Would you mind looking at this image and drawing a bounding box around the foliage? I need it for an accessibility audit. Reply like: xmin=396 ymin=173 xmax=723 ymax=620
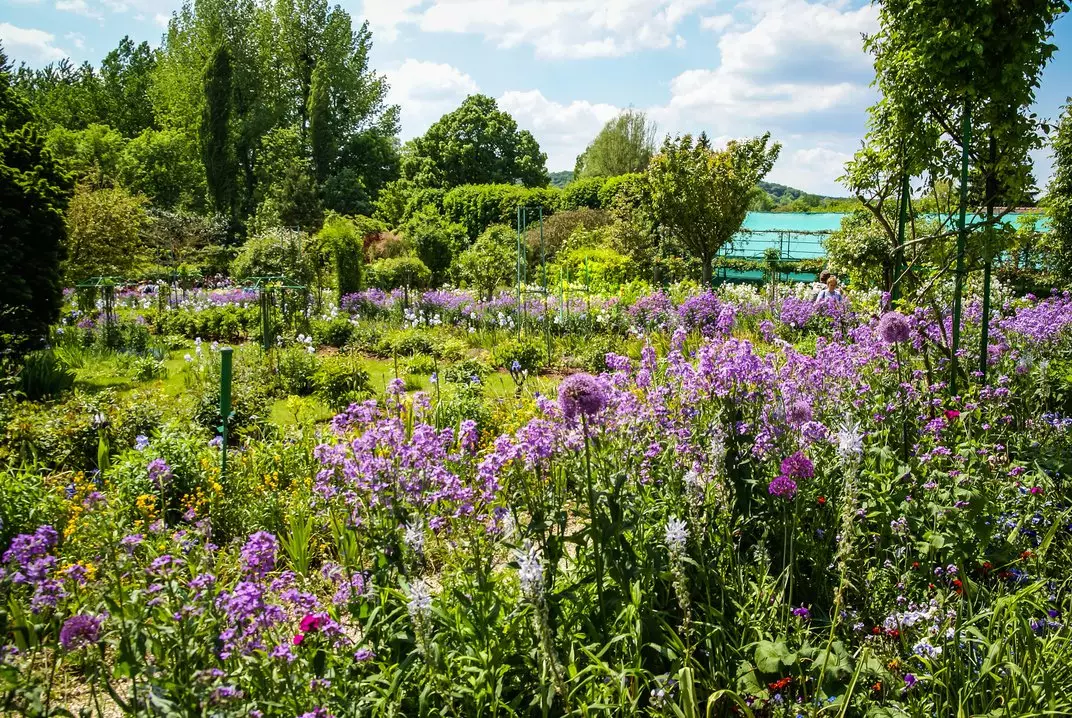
xmin=402 ymin=94 xmax=549 ymax=189
xmin=491 ymin=336 xmax=545 ymax=372
xmin=18 ymin=350 xmax=75 ymax=400
xmin=230 ymin=227 xmax=314 ymax=286
xmin=314 ymin=353 xmax=372 ymax=411
xmin=824 ymin=210 xmax=895 ymax=288
xmin=456 ymin=224 xmax=516 ymax=299
xmin=559 ymin=176 xmax=605 ymax=210
xmin=648 ymin=132 xmax=781 ymax=284
xmin=1049 ymin=102 xmax=1072 ymax=277
xmin=64 ymin=184 xmax=150 ymax=283
xmin=574 ymin=109 xmax=656 ymax=179
xmin=365 ymin=256 xmax=432 ymax=291
xmin=0 ymin=50 xmax=74 ymax=355
xmin=120 ymin=128 xmax=206 ymax=211
xmin=442 ymin=183 xmax=560 ymax=240
xmin=316 ymin=213 xmax=365 ymax=298
xmin=402 ymin=206 xmax=467 ymax=284
xmin=524 ymin=208 xmax=611 ymax=262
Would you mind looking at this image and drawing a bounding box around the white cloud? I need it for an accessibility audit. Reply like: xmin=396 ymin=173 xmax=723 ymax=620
xmin=498 ymin=90 xmax=621 ymax=169
xmin=55 ymin=0 xmax=102 ymax=18
xmin=65 ymin=32 xmax=86 ymax=50
xmin=0 ymin=23 xmax=67 ymax=64
xmin=154 ymin=13 xmax=170 ymax=27
xmin=367 ymin=0 xmax=715 ymax=58
xmin=765 ymin=144 xmax=853 ymax=194
xmin=387 ymin=60 xmax=480 ymax=138
xmin=699 ymin=13 xmax=733 ymax=32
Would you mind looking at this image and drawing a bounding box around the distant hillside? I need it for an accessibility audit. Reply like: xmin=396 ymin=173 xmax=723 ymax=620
xmin=549 ymin=170 xmax=574 ymax=188
xmin=756 ymin=181 xmax=858 ymax=213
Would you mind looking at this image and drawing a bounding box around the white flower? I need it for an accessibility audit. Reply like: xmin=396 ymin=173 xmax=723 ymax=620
xmin=403 ymin=521 xmax=425 ymax=555
xmin=184 ymin=353 xmax=193 ymax=362
xmin=664 ymin=516 xmax=687 ymax=552
xmin=836 ymin=419 xmax=864 ymax=465
xmin=516 ymin=542 xmax=544 ymax=600
xmin=407 ymin=578 xmax=433 ymax=618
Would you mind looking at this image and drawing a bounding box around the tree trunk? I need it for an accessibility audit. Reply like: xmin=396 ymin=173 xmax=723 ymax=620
xmin=702 ymin=257 xmax=713 ymax=287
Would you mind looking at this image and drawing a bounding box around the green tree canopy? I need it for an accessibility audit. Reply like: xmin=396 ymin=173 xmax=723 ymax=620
xmin=574 ymin=109 xmax=657 ymax=179
xmin=647 ymin=133 xmax=780 ymax=285
xmin=1048 ymin=102 xmax=1072 ymax=276
xmin=0 ymin=47 xmax=74 ymax=354
xmin=64 ymin=184 xmax=151 ymax=283
xmin=401 ymin=95 xmax=548 ymax=190
xmin=456 ymin=224 xmax=515 ymax=299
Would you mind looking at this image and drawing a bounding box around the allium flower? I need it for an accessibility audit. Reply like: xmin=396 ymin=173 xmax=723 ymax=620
xmin=879 ymin=312 xmax=911 ymax=344
xmin=664 ymin=517 xmax=688 ymax=552
xmin=787 ymin=400 xmax=813 ymax=426
xmin=241 ymin=532 xmax=278 ymax=579
xmin=59 ymin=614 xmax=103 ymax=650
xmin=768 ymin=475 xmax=798 ymax=500
xmin=557 ymin=373 xmax=608 ymax=421
xmin=780 ymin=451 xmax=814 ymax=480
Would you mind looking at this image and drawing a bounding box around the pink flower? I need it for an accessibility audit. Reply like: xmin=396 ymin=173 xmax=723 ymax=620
xmin=945 ymin=410 xmax=961 ymax=421
xmin=292 ymin=633 xmax=305 ymax=646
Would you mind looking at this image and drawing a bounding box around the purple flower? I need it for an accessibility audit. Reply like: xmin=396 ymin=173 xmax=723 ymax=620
xmin=879 ymin=312 xmax=911 ymax=344
xmin=904 ymin=673 xmax=917 ymax=689
xmin=147 ymin=458 xmax=172 ymax=489
xmin=59 ymin=614 xmax=103 ymax=650
xmin=780 ymin=451 xmax=814 ymax=480
xmin=353 ymin=647 xmax=375 ymax=662
xmin=791 ymin=606 xmax=810 ymax=620
xmin=241 ymin=532 xmax=278 ymax=579
xmin=768 ymin=475 xmax=798 ymax=500
xmin=557 ymin=373 xmax=608 ymax=421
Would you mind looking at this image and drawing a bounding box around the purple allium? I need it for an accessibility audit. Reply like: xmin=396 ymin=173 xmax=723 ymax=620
xmin=780 ymin=451 xmax=814 ymax=480
xmin=557 ymin=373 xmax=608 ymax=421
xmin=59 ymin=614 xmax=103 ymax=650
xmin=787 ymin=400 xmax=813 ymax=426
xmin=241 ymin=532 xmax=278 ymax=579
xmin=879 ymin=312 xmax=911 ymax=344
xmin=768 ymin=475 xmax=798 ymax=500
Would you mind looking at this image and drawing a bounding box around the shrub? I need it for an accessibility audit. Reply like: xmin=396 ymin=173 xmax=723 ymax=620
xmin=559 ymin=177 xmax=606 ymax=210
xmin=455 ymin=224 xmax=515 ymax=300
xmin=435 ymin=383 xmax=492 ymax=434
xmin=492 ymin=337 xmax=545 ymax=372
xmin=315 ymin=213 xmax=365 ymax=298
xmin=314 ymin=355 xmax=372 ymax=412
xmin=187 ymin=350 xmax=271 ymax=437
xmin=311 ymin=316 xmax=354 ymax=348
xmin=231 ymin=227 xmax=314 ymax=287
xmin=442 ymin=184 xmax=560 ymax=240
xmin=376 ymin=328 xmax=436 ymax=357
xmin=366 ymin=256 xmax=432 ymax=291
xmin=131 ymin=355 xmax=167 ymax=382
xmin=347 ymin=324 xmax=385 ymax=353
xmin=19 ymin=350 xmax=75 ymax=400
xmin=275 ymin=345 xmax=318 ymax=396
xmin=441 ymin=357 xmax=492 ymax=384
xmin=402 ymin=354 xmax=437 ymax=376
xmin=404 ymin=206 xmax=468 ymax=285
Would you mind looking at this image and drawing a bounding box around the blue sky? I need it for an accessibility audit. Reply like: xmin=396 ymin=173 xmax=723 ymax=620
xmin=3 ymin=0 xmax=1072 ymax=195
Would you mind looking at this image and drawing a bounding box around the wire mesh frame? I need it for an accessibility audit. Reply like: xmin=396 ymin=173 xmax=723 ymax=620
xmin=74 ymin=276 xmax=125 ymax=327
xmin=516 ymin=206 xmax=553 ymax=362
xmin=244 ymin=276 xmax=310 ymax=351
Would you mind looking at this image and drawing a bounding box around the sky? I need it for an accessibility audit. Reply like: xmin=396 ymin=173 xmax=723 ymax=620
xmin=3 ymin=0 xmax=1072 ymax=196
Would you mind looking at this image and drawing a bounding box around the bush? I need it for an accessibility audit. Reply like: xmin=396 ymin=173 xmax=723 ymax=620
xmin=402 ymin=353 xmax=437 ymax=376
xmin=435 ymin=383 xmax=492 ymax=434
xmin=314 ymin=355 xmax=372 ymax=412
xmin=347 ymin=324 xmax=385 ymax=353
xmin=455 ymin=224 xmax=515 ymax=300
xmin=559 ymin=177 xmax=606 ymax=210
xmin=441 ymin=357 xmax=492 ymax=384
xmin=316 ymin=213 xmax=365 ymax=298
xmin=231 ymin=227 xmax=314 ymax=287
xmin=311 ymin=316 xmax=354 ymax=348
xmin=492 ymin=337 xmax=545 ymax=372
xmin=131 ymin=355 xmax=167 ymax=382
xmin=186 ymin=349 xmax=271 ymax=437
xmin=376 ymin=329 xmax=436 ymax=358
xmin=19 ymin=349 xmax=75 ymax=400
xmin=275 ymin=345 xmax=318 ymax=396
xmin=404 ymin=206 xmax=468 ymax=285
xmin=146 ymin=305 xmax=258 ymax=342
xmin=442 ymin=184 xmax=560 ymax=240
xmin=366 ymin=256 xmax=432 ymax=291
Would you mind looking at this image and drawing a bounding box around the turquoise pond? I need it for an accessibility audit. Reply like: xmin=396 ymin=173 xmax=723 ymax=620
xmin=727 ymin=211 xmax=1048 ymax=260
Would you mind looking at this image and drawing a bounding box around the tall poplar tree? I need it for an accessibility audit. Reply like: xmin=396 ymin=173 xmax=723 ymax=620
xmin=200 ymin=44 xmax=236 ymax=221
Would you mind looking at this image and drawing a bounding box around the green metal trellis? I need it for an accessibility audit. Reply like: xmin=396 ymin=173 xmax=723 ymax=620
xmin=244 ymin=276 xmax=309 ymax=351
xmin=74 ymin=276 xmax=125 ymax=327
xmin=516 ymin=206 xmax=552 ymax=363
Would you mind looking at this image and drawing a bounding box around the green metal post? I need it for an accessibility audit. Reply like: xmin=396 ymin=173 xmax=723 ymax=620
xmin=219 ymin=347 xmax=233 ymax=481
xmin=540 ymin=207 xmax=551 ymax=364
xmin=516 ymin=206 xmax=523 ymax=338
xmin=979 ymin=135 xmax=996 ymax=383
xmin=893 ymin=171 xmax=909 ymax=303
xmin=950 ymin=99 xmax=971 ymax=396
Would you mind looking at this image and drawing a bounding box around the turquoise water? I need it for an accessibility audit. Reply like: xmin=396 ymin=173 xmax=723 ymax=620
xmin=726 ymin=211 xmax=1047 ymax=260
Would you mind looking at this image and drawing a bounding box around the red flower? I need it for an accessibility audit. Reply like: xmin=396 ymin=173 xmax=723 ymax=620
xmin=981 ymin=561 xmax=992 ymax=572
xmin=945 ymin=410 xmax=961 ymax=420
xmin=884 ymin=628 xmax=900 ymax=639
xmin=911 ymin=562 xmax=920 ymax=570
xmin=768 ymin=677 xmax=792 ymax=692
xmin=872 ymin=626 xmax=881 ymax=635
xmin=1020 ymin=550 xmax=1033 ymax=560
xmin=871 ymin=681 xmax=882 ymax=692
xmin=292 ymin=633 xmax=304 ymax=646
xmin=300 ymin=613 xmax=326 ymax=633
xmin=817 ymin=496 xmax=826 ymax=506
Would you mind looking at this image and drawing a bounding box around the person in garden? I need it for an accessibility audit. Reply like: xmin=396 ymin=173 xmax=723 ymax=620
xmin=811 ymin=270 xmax=831 ymax=300
xmin=815 ymin=274 xmax=845 ymax=303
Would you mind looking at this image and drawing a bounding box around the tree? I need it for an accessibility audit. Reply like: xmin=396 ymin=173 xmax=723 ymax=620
xmin=44 ymin=123 xmax=127 ymax=189
xmin=231 ymin=227 xmax=314 ymax=286
xmin=316 ymin=213 xmax=365 ymax=299
xmin=1048 ymin=102 xmax=1072 ymax=277
xmin=647 ymin=133 xmax=780 ymax=285
xmin=200 ymin=44 xmax=237 ymax=221
xmin=574 ymin=109 xmax=657 ymax=179
xmin=308 ymin=61 xmax=333 ymax=183
xmin=119 ymin=127 xmax=206 ymax=211
xmin=100 ymin=37 xmax=157 ymax=138
xmin=402 ymin=95 xmax=548 ymax=189
xmin=403 ymin=206 xmax=467 ymax=285
xmin=456 ymin=224 xmax=515 ymax=299
xmin=64 ymin=184 xmax=151 ymax=282
xmin=0 ymin=47 xmax=74 ymax=354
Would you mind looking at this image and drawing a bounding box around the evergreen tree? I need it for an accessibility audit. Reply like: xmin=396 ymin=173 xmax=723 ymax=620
xmin=200 ymin=44 xmax=236 ymax=222
xmin=308 ymin=60 xmax=334 ymax=183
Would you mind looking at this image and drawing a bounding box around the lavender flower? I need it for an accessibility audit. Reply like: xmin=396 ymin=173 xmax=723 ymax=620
xmin=59 ymin=614 xmax=103 ymax=650
xmin=147 ymin=458 xmax=172 ymax=490
xmin=557 ymin=373 xmax=608 ymax=421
